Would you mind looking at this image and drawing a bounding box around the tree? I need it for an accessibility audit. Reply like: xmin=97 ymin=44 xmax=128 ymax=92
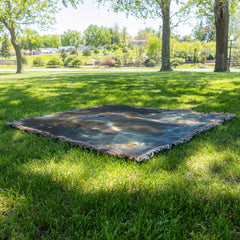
xmin=229 ymin=5 xmax=240 ymax=40
xmin=40 ymin=34 xmax=61 ymax=48
xmin=61 ymin=30 xmax=83 ymax=49
xmin=134 ymin=28 xmax=154 ymax=45
xmin=121 ymin=27 xmax=129 ymax=44
xmin=84 ymin=25 xmax=111 ymax=47
xmin=1 ymin=36 xmax=11 ymax=59
xmin=214 ymin=0 xmax=229 ymax=71
xmin=188 ymin=0 xmax=239 ymax=72
xmin=60 ymin=49 xmax=68 ymax=60
xmin=109 ymin=24 xmax=121 ymax=45
xmin=0 ymin=0 xmax=61 ymax=73
xmin=180 ymin=35 xmax=193 ymax=42
xmin=146 ymin=36 xmax=162 ymax=63
xmin=193 ymin=21 xmax=215 ymax=42
xmin=20 ymin=29 xmax=42 ymax=51
xmin=96 ymin=0 xmax=177 ymax=71
xmin=0 ymin=0 xmax=82 ymax=73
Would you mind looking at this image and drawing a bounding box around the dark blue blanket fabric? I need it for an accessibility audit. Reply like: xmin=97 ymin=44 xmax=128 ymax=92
xmin=5 ymin=105 xmax=235 ymax=162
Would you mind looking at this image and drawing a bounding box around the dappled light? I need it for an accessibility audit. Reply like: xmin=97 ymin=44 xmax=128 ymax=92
xmin=0 ymin=71 xmax=239 ymax=239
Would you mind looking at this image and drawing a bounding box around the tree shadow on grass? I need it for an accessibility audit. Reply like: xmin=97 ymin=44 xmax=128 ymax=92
xmin=1 ymin=143 xmax=240 ymax=239
xmin=0 ymin=71 xmax=213 ymax=118
xmin=1 ymin=71 xmax=239 ymax=168
xmin=0 ymin=71 xmax=240 ymax=239
xmin=0 ymin=72 xmax=198 ymax=123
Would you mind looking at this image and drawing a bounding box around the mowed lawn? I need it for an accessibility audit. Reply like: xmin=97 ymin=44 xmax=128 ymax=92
xmin=0 ymin=71 xmax=239 ymax=239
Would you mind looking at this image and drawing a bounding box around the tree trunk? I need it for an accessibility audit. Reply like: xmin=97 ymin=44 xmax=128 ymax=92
xmin=160 ymin=0 xmax=172 ymax=71
xmin=214 ymin=0 xmax=229 ymax=72
xmin=9 ymin=27 xmax=24 ymax=73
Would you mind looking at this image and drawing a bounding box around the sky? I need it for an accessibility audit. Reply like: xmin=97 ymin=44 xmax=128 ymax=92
xmin=40 ymin=1 xmax=195 ymax=37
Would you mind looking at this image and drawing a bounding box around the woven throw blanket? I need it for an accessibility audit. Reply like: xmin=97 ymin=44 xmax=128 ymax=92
xmin=5 ymin=105 xmax=235 ymax=162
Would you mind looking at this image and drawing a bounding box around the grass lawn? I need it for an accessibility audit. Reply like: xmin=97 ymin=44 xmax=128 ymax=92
xmin=0 ymin=71 xmax=239 ymax=239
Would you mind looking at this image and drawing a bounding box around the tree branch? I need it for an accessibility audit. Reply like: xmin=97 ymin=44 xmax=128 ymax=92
xmin=0 ymin=17 xmax=11 ymax=30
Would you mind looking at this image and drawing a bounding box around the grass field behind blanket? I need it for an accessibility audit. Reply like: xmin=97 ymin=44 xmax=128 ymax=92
xmin=0 ymin=71 xmax=239 ymax=239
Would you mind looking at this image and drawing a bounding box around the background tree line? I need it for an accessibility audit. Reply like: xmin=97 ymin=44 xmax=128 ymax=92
xmin=1 ymin=25 xmax=240 ymax=68
xmin=14 ymin=25 xmax=130 ymax=51
xmin=0 ymin=0 xmax=239 ymax=73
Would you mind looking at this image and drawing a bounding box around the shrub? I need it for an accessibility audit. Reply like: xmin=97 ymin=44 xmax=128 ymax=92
xmin=144 ymin=58 xmax=156 ymax=67
xmin=200 ymin=56 xmax=207 ymax=64
xmin=120 ymin=43 xmax=126 ymax=48
xmin=64 ymin=56 xmax=83 ymax=67
xmin=103 ymin=49 xmax=108 ymax=55
xmin=123 ymin=53 xmax=130 ymax=67
xmin=60 ymin=49 xmax=68 ymax=60
xmin=70 ymin=48 xmax=78 ymax=55
xmin=232 ymin=48 xmax=240 ymax=62
xmin=133 ymin=58 xmax=143 ymax=67
xmin=71 ymin=57 xmax=83 ymax=67
xmin=171 ymin=62 xmax=180 ymax=68
xmin=122 ymin=47 xmax=128 ymax=53
xmin=47 ymin=57 xmax=63 ymax=68
xmin=173 ymin=50 xmax=187 ymax=59
xmin=193 ymin=49 xmax=199 ymax=63
xmin=114 ymin=49 xmax=124 ymax=55
xmin=126 ymin=60 xmax=134 ymax=67
xmin=33 ymin=56 xmax=45 ymax=67
xmin=102 ymin=57 xmax=116 ymax=67
xmin=94 ymin=48 xmax=99 ymax=54
xmin=106 ymin=45 xmax=112 ymax=51
xmin=94 ymin=58 xmax=101 ymax=66
xmin=112 ymin=44 xmax=119 ymax=51
xmin=147 ymin=36 xmax=161 ymax=62
xmin=64 ymin=56 xmax=75 ymax=66
xmin=112 ymin=55 xmax=123 ymax=67
xmin=208 ymin=54 xmax=215 ymax=60
xmin=82 ymin=49 xmax=91 ymax=57
xmin=170 ymin=58 xmax=185 ymax=65
xmin=22 ymin=56 xmax=28 ymax=65
xmin=129 ymin=43 xmax=134 ymax=50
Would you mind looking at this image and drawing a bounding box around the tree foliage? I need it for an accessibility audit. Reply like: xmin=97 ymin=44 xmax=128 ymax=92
xmin=84 ymin=25 xmax=111 ymax=47
xmin=61 ymin=30 xmax=83 ymax=49
xmin=41 ymin=34 xmax=61 ymax=48
xmin=193 ymin=20 xmax=215 ymax=42
xmin=134 ymin=28 xmax=155 ymax=45
xmin=1 ymin=36 xmax=11 ymax=59
xmin=20 ymin=29 xmax=42 ymax=51
xmin=96 ymin=0 xmax=181 ymax=71
xmin=187 ymin=0 xmax=239 ymax=71
xmin=0 ymin=0 xmax=59 ymax=30
xmin=146 ymin=36 xmax=161 ymax=62
xmin=0 ymin=0 xmax=60 ymax=73
xmin=229 ymin=5 xmax=240 ymax=40
xmin=0 ymin=0 xmax=82 ymax=73
xmin=109 ymin=24 xmax=121 ymax=45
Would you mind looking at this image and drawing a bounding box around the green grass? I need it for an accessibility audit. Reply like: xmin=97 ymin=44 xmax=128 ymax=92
xmin=0 ymin=65 xmax=17 ymax=69
xmin=0 ymin=71 xmax=239 ymax=239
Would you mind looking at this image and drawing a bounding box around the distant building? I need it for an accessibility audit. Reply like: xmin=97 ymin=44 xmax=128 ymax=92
xmin=78 ymin=45 xmax=89 ymax=52
xmin=24 ymin=50 xmax=41 ymax=55
xmin=97 ymin=46 xmax=106 ymax=50
xmin=39 ymin=48 xmax=58 ymax=54
xmin=132 ymin=40 xmax=147 ymax=47
xmin=58 ymin=46 xmax=75 ymax=53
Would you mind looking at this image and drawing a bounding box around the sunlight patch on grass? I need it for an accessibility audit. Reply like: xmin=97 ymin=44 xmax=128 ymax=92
xmin=105 ymin=95 xmax=117 ymax=102
xmin=0 ymin=71 xmax=239 ymax=239
xmin=9 ymin=100 xmax=21 ymax=105
xmin=0 ymin=189 xmax=28 ymax=230
xmin=0 ymin=193 xmax=11 ymax=221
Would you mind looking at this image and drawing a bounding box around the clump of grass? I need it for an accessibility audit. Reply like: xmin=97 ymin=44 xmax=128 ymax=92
xmin=0 ymin=71 xmax=239 ymax=239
